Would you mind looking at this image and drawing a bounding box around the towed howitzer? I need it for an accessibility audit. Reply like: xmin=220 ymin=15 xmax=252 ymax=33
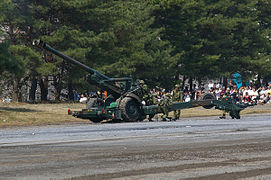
xmin=34 ymin=40 xmax=145 ymax=122
xmin=33 ymin=40 xmax=255 ymax=122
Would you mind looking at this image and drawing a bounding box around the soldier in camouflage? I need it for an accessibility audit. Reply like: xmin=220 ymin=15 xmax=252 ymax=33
xmin=159 ymin=92 xmax=172 ymax=121
xmin=151 ymin=88 xmax=158 ymax=105
xmin=140 ymin=80 xmax=151 ymax=105
xmin=140 ymin=80 xmax=155 ymax=121
xmin=172 ymin=84 xmax=183 ymax=120
xmin=149 ymin=89 xmax=159 ymax=121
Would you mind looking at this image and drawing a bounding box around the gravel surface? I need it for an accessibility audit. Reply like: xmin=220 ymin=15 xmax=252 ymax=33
xmin=1 ymin=113 xmax=271 ymax=179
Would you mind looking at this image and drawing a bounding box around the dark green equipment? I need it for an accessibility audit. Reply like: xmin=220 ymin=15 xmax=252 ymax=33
xmin=34 ymin=40 xmax=254 ymax=122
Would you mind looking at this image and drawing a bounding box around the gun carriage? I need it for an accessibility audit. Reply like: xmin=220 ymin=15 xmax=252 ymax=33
xmin=34 ymin=40 xmax=253 ymax=122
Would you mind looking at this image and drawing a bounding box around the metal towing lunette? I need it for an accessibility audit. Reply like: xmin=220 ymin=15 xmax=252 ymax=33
xmin=33 ymin=40 xmax=254 ymax=122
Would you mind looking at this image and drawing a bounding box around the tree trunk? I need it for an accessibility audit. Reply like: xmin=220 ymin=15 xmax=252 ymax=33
xmin=39 ymin=76 xmax=48 ymax=101
xmin=12 ymin=75 xmax=19 ymax=102
xmin=68 ymin=79 xmax=73 ymax=101
xmin=189 ymin=77 xmax=193 ymax=91
xmin=182 ymin=76 xmax=186 ymax=90
xmin=9 ymin=25 xmax=19 ymax=102
xmin=223 ymin=77 xmax=228 ymax=88
xmin=54 ymin=62 xmax=65 ymax=101
xmin=174 ymin=73 xmax=179 ymax=85
xmin=54 ymin=76 xmax=62 ymax=101
xmin=257 ymin=74 xmax=262 ymax=88
xmin=29 ymin=77 xmax=37 ymax=103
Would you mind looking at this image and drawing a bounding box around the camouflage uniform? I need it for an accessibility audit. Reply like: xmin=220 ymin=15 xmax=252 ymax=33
xmin=159 ymin=92 xmax=172 ymax=121
xmin=151 ymin=92 xmax=158 ymax=105
xmin=148 ymin=91 xmax=158 ymax=121
xmin=140 ymin=80 xmax=152 ymax=105
xmin=172 ymin=85 xmax=183 ymax=120
xmin=140 ymin=80 xmax=155 ymax=122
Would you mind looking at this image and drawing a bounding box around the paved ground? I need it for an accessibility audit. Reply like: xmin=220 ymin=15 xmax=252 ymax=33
xmin=1 ymin=114 xmax=271 ymax=180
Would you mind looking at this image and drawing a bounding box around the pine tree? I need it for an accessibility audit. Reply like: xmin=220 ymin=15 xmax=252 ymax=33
xmin=251 ymin=0 xmax=271 ymax=84
xmin=82 ymin=0 xmax=179 ymax=88
xmin=151 ymin=0 xmax=266 ymax=84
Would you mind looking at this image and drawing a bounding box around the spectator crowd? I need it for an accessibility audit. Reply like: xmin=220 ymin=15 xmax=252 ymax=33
xmin=73 ymin=81 xmax=271 ymax=106
xmin=146 ymin=81 xmax=271 ymax=106
xmin=73 ymin=89 xmax=104 ymax=103
xmin=206 ymin=81 xmax=271 ymax=105
xmin=176 ymin=81 xmax=271 ymax=105
xmin=0 ymin=96 xmax=11 ymax=103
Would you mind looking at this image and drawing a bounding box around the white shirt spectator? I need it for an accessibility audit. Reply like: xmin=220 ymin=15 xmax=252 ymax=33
xmin=185 ymin=96 xmax=191 ymax=102
xmin=248 ymin=89 xmax=254 ymax=96
xmin=208 ymin=81 xmax=214 ymax=90
xmin=79 ymin=96 xmax=88 ymax=103
xmin=243 ymin=88 xmax=250 ymax=97
xmin=215 ymin=89 xmax=221 ymax=100
xmin=251 ymin=89 xmax=258 ymax=100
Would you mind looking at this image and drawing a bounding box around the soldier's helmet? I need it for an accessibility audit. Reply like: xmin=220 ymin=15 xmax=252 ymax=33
xmin=142 ymin=84 xmax=148 ymax=89
xmin=140 ymin=80 xmax=145 ymax=84
xmin=175 ymin=84 xmax=179 ymax=88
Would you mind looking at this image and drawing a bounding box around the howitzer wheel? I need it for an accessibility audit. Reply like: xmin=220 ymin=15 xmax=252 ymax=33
xmin=200 ymin=93 xmax=216 ymax=109
xmin=119 ymin=97 xmax=141 ymax=122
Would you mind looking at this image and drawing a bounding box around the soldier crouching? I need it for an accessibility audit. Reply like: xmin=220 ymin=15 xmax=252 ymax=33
xmin=159 ymin=92 xmax=172 ymax=121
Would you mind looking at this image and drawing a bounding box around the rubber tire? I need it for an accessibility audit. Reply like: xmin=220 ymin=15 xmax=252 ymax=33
xmin=200 ymin=93 xmax=216 ymax=109
xmin=119 ymin=97 xmax=141 ymax=122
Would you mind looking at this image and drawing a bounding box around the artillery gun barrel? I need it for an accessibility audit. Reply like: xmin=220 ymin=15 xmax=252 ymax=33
xmin=33 ymin=40 xmax=110 ymax=80
xmin=33 ymin=40 xmax=134 ymax=99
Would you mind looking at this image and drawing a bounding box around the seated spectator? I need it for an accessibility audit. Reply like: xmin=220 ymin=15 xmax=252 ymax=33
xmin=208 ymin=81 xmax=214 ymax=90
xmin=184 ymin=92 xmax=191 ymax=102
xmin=251 ymin=87 xmax=259 ymax=102
xmin=199 ymin=83 xmax=205 ymax=91
xmin=215 ymin=82 xmax=221 ymax=89
xmin=242 ymin=86 xmax=249 ymax=96
xmin=243 ymin=92 xmax=252 ymax=103
xmin=79 ymin=94 xmax=88 ymax=103
xmin=194 ymin=89 xmax=202 ymax=100
xmin=231 ymin=88 xmax=239 ymax=103
xmin=258 ymin=93 xmax=270 ymax=105
xmin=225 ymin=88 xmax=230 ymax=96
xmin=73 ymin=89 xmax=79 ymax=101
xmin=215 ymin=87 xmax=222 ymax=100
xmin=221 ymin=86 xmax=226 ymax=97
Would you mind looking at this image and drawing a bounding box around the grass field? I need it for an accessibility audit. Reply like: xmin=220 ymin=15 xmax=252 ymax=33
xmin=0 ymin=103 xmax=86 ymax=128
xmin=0 ymin=102 xmax=271 ymax=128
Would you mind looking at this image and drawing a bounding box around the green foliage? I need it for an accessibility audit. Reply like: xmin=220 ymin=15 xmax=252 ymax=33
xmin=152 ymin=0 xmax=268 ymax=81
xmin=1 ymin=0 xmax=271 ymax=100
xmin=253 ymin=0 xmax=271 ymax=82
xmin=0 ymin=42 xmax=24 ymax=75
xmin=87 ymin=1 xmax=179 ymax=88
xmin=8 ymin=45 xmax=42 ymax=75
